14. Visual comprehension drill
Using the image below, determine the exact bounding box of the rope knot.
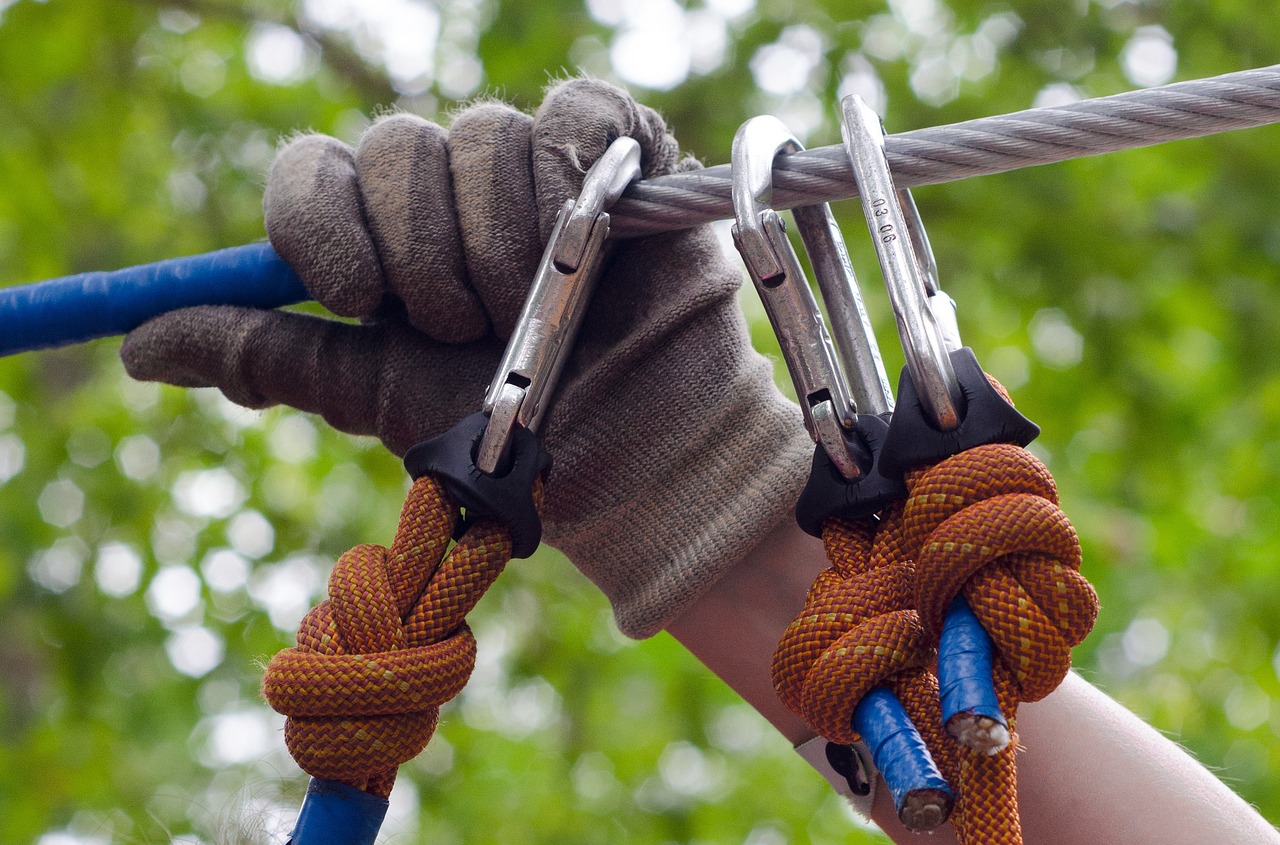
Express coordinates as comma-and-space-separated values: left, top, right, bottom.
262, 475, 516, 798
905, 443, 1098, 702
773, 426, 1099, 845
773, 511, 940, 746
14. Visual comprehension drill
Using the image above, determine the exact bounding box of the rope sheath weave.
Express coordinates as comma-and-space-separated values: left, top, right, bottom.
772, 507, 956, 831
774, 396, 1098, 843
905, 444, 1097, 844
905, 445, 1098, 703
263, 474, 522, 798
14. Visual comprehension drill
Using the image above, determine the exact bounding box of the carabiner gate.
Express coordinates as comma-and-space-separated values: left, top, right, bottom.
730, 116, 890, 480
476, 136, 644, 475
840, 95, 964, 431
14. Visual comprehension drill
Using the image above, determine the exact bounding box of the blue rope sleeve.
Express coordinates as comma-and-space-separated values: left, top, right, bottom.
937, 596, 1006, 727
0, 242, 308, 357
852, 685, 953, 814
287, 778, 388, 845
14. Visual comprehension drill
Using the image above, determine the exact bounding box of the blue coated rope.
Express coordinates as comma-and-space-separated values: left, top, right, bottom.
852, 685, 953, 813
938, 596, 1006, 729
287, 778, 388, 845
0, 242, 307, 357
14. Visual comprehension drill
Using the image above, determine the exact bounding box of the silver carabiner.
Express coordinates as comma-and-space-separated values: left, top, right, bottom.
730, 115, 891, 479
475, 136, 643, 475
898, 188, 962, 355
840, 95, 964, 432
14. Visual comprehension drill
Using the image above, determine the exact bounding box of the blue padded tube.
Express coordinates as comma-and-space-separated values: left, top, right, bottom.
287, 778, 388, 845
938, 596, 1005, 727
0, 242, 308, 357
852, 685, 952, 813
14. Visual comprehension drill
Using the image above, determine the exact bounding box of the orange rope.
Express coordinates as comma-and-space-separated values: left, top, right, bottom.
772, 507, 958, 830
262, 474, 526, 798
902, 443, 1098, 844
773, 510, 927, 745
774, 404, 1098, 843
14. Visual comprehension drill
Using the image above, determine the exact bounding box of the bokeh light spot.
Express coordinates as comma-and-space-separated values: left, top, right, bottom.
1121, 26, 1177, 88
95, 542, 143, 598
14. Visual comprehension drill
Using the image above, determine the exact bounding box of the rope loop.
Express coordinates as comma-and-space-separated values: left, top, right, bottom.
895, 439, 1098, 845
904, 443, 1099, 703
262, 474, 521, 798
772, 510, 944, 747
775, 378, 1099, 844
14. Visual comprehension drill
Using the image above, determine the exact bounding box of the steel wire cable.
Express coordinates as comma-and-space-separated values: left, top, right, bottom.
608, 65, 1280, 237
4, 65, 1279, 358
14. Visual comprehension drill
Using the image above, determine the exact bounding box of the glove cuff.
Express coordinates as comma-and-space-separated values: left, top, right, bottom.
547, 365, 812, 639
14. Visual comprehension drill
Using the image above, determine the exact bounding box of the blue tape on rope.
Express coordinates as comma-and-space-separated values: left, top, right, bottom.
287, 778, 388, 845
853, 685, 952, 813
938, 596, 1005, 726
0, 242, 309, 357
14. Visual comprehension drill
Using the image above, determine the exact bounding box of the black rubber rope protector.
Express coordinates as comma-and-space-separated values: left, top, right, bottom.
402, 411, 553, 559
878, 348, 1040, 480
795, 413, 906, 537
795, 348, 1040, 536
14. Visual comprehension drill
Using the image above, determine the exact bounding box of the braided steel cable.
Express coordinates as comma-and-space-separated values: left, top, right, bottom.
5, 66, 1280, 357
609, 65, 1280, 237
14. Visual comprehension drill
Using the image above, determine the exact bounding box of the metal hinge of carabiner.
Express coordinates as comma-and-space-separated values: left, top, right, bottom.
475, 136, 643, 476
730, 115, 892, 480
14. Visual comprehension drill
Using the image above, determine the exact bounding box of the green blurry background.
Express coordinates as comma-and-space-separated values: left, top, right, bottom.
1, 0, 1279, 842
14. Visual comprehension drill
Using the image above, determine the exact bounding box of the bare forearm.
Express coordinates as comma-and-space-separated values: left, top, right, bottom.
664, 519, 825, 746
665, 518, 1279, 845
665, 518, 939, 840
1014, 671, 1279, 844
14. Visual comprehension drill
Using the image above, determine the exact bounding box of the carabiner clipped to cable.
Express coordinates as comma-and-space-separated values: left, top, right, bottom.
838, 95, 1038, 482
839, 97, 1054, 765
841, 96, 964, 432
403, 136, 641, 559
730, 115, 890, 480
738, 116, 955, 832
476, 136, 643, 475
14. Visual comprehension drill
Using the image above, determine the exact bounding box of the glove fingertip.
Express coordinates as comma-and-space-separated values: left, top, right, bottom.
119, 317, 186, 383
120, 307, 270, 408
532, 77, 680, 237
266, 134, 386, 319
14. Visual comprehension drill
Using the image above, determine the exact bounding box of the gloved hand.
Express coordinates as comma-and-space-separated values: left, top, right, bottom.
121, 79, 812, 638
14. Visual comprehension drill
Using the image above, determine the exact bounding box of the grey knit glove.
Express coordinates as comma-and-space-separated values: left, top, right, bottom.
121, 79, 811, 638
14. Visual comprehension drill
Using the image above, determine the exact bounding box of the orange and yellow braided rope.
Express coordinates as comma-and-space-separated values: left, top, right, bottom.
262, 474, 526, 798
775, 439, 1098, 843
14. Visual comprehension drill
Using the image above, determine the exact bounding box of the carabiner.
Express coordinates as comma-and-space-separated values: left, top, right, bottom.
475, 136, 643, 475
840, 96, 964, 431
729, 115, 890, 479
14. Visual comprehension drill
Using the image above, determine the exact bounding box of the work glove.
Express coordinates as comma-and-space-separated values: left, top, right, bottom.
121, 79, 812, 638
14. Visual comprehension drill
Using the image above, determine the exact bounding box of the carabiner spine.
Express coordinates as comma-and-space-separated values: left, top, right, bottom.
791, 203, 894, 417
840, 96, 963, 432
732, 210, 863, 479
897, 188, 962, 354
477, 199, 611, 474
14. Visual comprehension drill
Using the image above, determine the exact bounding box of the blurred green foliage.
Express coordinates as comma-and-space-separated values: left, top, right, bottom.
1, 0, 1279, 842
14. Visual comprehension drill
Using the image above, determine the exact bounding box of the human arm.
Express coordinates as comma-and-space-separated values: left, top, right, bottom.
118, 80, 1278, 844
667, 516, 1280, 845
121, 79, 813, 642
